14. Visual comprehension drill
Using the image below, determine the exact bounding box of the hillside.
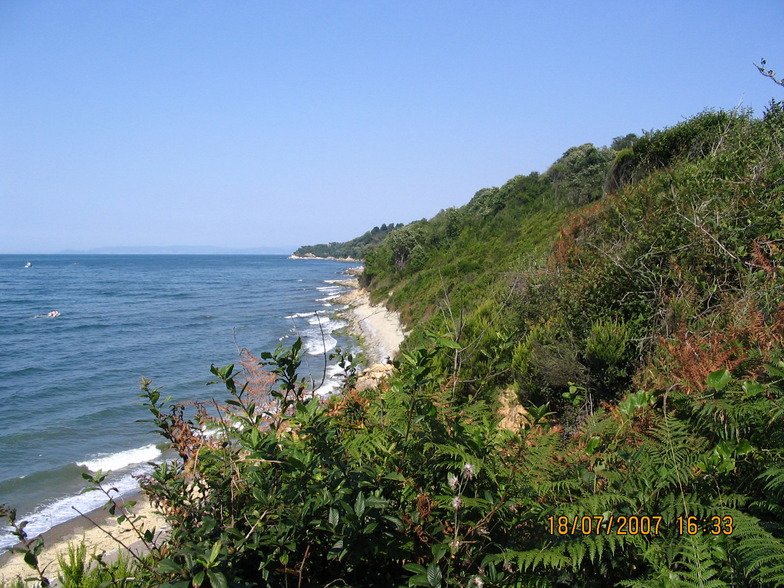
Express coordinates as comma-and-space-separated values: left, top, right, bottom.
350, 106, 784, 583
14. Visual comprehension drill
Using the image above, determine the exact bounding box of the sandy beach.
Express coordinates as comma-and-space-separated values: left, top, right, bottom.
334, 272, 406, 365
0, 494, 166, 585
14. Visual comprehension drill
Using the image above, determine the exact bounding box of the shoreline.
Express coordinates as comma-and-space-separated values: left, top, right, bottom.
0, 491, 166, 584
334, 273, 406, 366
289, 253, 360, 262
0, 266, 406, 585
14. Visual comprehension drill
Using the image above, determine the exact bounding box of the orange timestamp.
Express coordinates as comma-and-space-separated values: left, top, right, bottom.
547, 515, 664, 536
546, 514, 736, 536
676, 515, 734, 535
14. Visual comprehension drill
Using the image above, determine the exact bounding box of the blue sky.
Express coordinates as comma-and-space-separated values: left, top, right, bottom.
1, 1, 782, 253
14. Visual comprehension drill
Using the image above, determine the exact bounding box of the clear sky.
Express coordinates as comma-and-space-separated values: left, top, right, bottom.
1, 1, 782, 253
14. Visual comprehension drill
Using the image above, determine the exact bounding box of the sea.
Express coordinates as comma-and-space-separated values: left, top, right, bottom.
0, 254, 358, 551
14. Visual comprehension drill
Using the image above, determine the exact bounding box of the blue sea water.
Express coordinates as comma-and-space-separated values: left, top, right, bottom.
0, 254, 358, 550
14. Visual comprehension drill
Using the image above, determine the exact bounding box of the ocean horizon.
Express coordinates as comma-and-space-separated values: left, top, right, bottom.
0, 254, 358, 551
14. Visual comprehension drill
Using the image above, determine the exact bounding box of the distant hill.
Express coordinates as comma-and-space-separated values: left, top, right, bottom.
292, 223, 404, 260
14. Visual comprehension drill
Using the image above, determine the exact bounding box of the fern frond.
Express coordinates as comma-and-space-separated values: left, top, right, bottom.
674, 533, 729, 587
759, 465, 784, 501
514, 544, 572, 572
423, 441, 482, 468
729, 510, 784, 586
644, 415, 706, 493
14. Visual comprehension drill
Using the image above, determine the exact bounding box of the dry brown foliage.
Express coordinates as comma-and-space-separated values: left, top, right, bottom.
326, 388, 370, 425
644, 296, 784, 394
195, 348, 279, 434
658, 329, 743, 394
750, 236, 781, 279
549, 201, 605, 267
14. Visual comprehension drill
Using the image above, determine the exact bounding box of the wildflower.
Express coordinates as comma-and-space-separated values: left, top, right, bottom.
471, 576, 484, 587
462, 462, 476, 480
451, 496, 463, 510
447, 472, 459, 489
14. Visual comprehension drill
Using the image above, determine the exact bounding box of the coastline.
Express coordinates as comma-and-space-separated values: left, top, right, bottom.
334, 270, 406, 365
289, 253, 361, 262
0, 493, 166, 584
0, 265, 406, 585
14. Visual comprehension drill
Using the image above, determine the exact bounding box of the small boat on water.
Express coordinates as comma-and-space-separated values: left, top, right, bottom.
24, 262, 32, 268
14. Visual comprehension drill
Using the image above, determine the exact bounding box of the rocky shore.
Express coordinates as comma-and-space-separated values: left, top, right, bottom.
289, 253, 361, 262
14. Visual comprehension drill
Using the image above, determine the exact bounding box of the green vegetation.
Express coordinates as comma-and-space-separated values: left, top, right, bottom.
3, 103, 784, 586
293, 223, 404, 259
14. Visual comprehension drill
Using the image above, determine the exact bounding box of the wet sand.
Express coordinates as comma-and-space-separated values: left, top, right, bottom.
0, 493, 166, 584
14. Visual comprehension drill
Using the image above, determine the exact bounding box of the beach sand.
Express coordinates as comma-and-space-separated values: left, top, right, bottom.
0, 494, 166, 585
334, 275, 406, 365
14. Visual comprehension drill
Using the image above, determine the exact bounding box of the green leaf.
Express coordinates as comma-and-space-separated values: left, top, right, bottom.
209, 540, 222, 564
431, 543, 448, 562
365, 495, 389, 509
716, 440, 734, 459
207, 570, 228, 588
736, 439, 754, 456
354, 492, 366, 518
328, 539, 345, 561
707, 369, 731, 391
31, 537, 44, 556
437, 337, 462, 350
384, 515, 404, 530
328, 507, 340, 527
23, 551, 38, 569
742, 380, 765, 397
157, 559, 182, 574
426, 562, 443, 587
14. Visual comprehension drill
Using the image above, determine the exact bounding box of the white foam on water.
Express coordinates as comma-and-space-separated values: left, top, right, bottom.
284, 311, 319, 319
316, 285, 342, 294
77, 444, 161, 472
312, 364, 346, 396
299, 313, 347, 357
305, 315, 346, 330
303, 332, 338, 356
0, 466, 151, 552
